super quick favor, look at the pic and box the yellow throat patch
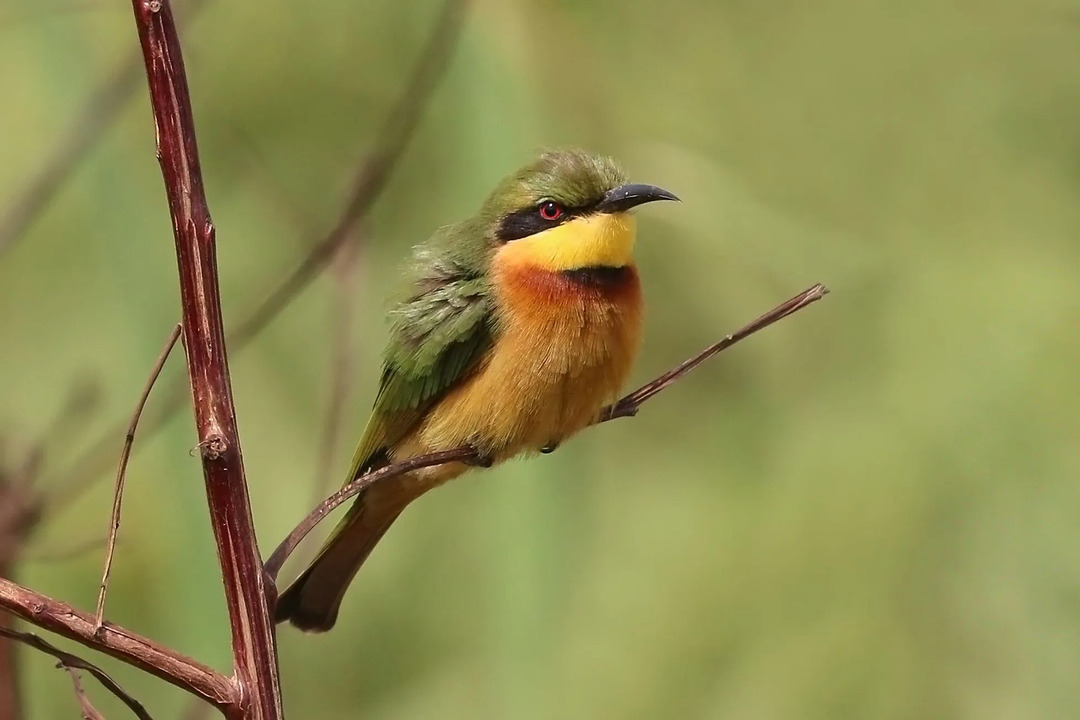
[496,212,637,271]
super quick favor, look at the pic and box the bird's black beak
[595,183,680,214]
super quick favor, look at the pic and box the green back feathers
[344,233,494,480]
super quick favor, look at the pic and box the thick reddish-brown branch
[128,1,281,718]
[0,578,234,709]
[267,283,830,584]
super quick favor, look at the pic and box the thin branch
[0,626,151,720]
[601,283,830,421]
[0,0,210,259]
[96,324,182,628]
[0,579,233,708]
[44,0,470,515]
[128,0,281,717]
[61,666,106,720]
[264,448,481,581]
[267,283,830,583]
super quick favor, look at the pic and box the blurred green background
[2,0,1080,717]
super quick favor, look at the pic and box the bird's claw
[466,448,494,468]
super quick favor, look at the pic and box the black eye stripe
[496,201,594,242]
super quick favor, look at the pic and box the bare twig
[44,0,470,516]
[0,0,210,259]
[264,448,481,581]
[267,283,830,583]
[61,666,106,720]
[0,626,151,720]
[96,324,182,628]
[601,283,830,420]
[0,579,233,708]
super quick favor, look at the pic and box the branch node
[201,435,227,461]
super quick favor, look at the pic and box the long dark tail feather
[275,487,408,632]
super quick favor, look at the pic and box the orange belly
[391,257,643,486]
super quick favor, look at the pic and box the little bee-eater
[276,149,678,631]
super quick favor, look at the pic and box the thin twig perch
[266,283,829,583]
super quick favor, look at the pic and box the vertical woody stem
[127,1,282,717]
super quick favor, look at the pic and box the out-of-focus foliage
[2,0,1079,717]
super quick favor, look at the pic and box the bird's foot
[465,446,494,468]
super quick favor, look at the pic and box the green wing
[343,267,493,482]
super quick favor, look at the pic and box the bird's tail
[275,483,413,632]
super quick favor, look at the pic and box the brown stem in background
[266,283,830,583]
[0,578,234,708]
[313,234,364,505]
[44,0,470,516]
[127,0,281,717]
[0,627,151,720]
[0,0,210,259]
[228,0,469,345]
[96,324,182,628]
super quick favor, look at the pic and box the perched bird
[276,149,677,632]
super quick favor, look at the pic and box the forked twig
[266,283,830,582]
[0,627,151,720]
[0,579,233,707]
[95,324,182,628]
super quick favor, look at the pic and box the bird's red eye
[539,201,563,221]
